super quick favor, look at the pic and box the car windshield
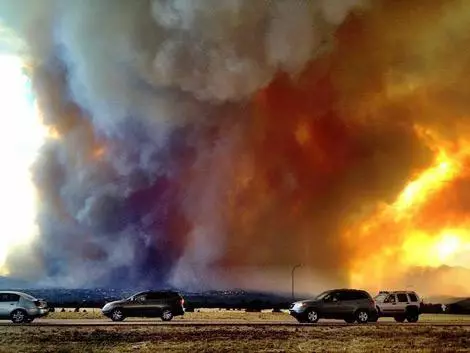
[374,293,388,302]
[315,291,332,300]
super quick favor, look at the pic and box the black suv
[101,291,185,322]
[289,289,378,324]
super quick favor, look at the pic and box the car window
[397,293,408,303]
[374,293,388,302]
[408,293,418,302]
[323,292,340,302]
[21,293,36,301]
[147,292,167,300]
[339,291,364,301]
[385,294,396,303]
[134,294,147,302]
[337,291,352,301]
[354,291,369,300]
[0,294,19,302]
[9,294,20,302]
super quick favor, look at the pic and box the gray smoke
[0,0,364,288]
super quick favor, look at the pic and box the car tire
[161,309,173,322]
[10,309,28,324]
[369,314,378,323]
[305,310,319,324]
[406,314,419,323]
[394,316,406,323]
[355,310,369,324]
[110,308,125,322]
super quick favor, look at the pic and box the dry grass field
[1,324,470,352]
[47,309,294,321]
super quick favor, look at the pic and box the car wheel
[110,308,125,322]
[394,316,406,323]
[10,309,28,324]
[305,310,319,324]
[161,309,173,322]
[406,314,419,323]
[355,310,369,324]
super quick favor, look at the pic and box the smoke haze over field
[1,0,470,296]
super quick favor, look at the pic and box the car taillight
[35,300,47,308]
[180,298,185,307]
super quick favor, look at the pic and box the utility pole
[291,264,301,301]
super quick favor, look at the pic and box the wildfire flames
[348,127,470,292]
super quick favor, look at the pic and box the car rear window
[408,293,418,302]
[21,293,37,301]
[397,293,408,302]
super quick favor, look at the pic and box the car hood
[302,299,321,305]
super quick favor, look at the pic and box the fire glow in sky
[1,0,470,296]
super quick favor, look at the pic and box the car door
[396,293,409,312]
[145,292,164,317]
[0,294,19,318]
[126,293,149,317]
[339,291,361,316]
[0,294,9,318]
[381,294,398,315]
[321,291,341,318]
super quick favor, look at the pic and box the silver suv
[0,291,49,323]
[374,291,421,322]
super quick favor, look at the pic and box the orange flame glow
[348,125,470,294]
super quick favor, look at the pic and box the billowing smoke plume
[2,0,470,295]
[0,0,367,289]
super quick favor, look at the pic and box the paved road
[1,319,470,327]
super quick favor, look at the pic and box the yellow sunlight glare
[0,55,46,275]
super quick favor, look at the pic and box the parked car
[0,291,49,323]
[289,288,378,324]
[101,290,185,322]
[374,291,421,322]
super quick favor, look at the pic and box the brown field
[46,309,470,323]
[1,324,470,352]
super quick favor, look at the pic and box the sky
[0,54,46,273]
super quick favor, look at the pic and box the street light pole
[291,264,301,301]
